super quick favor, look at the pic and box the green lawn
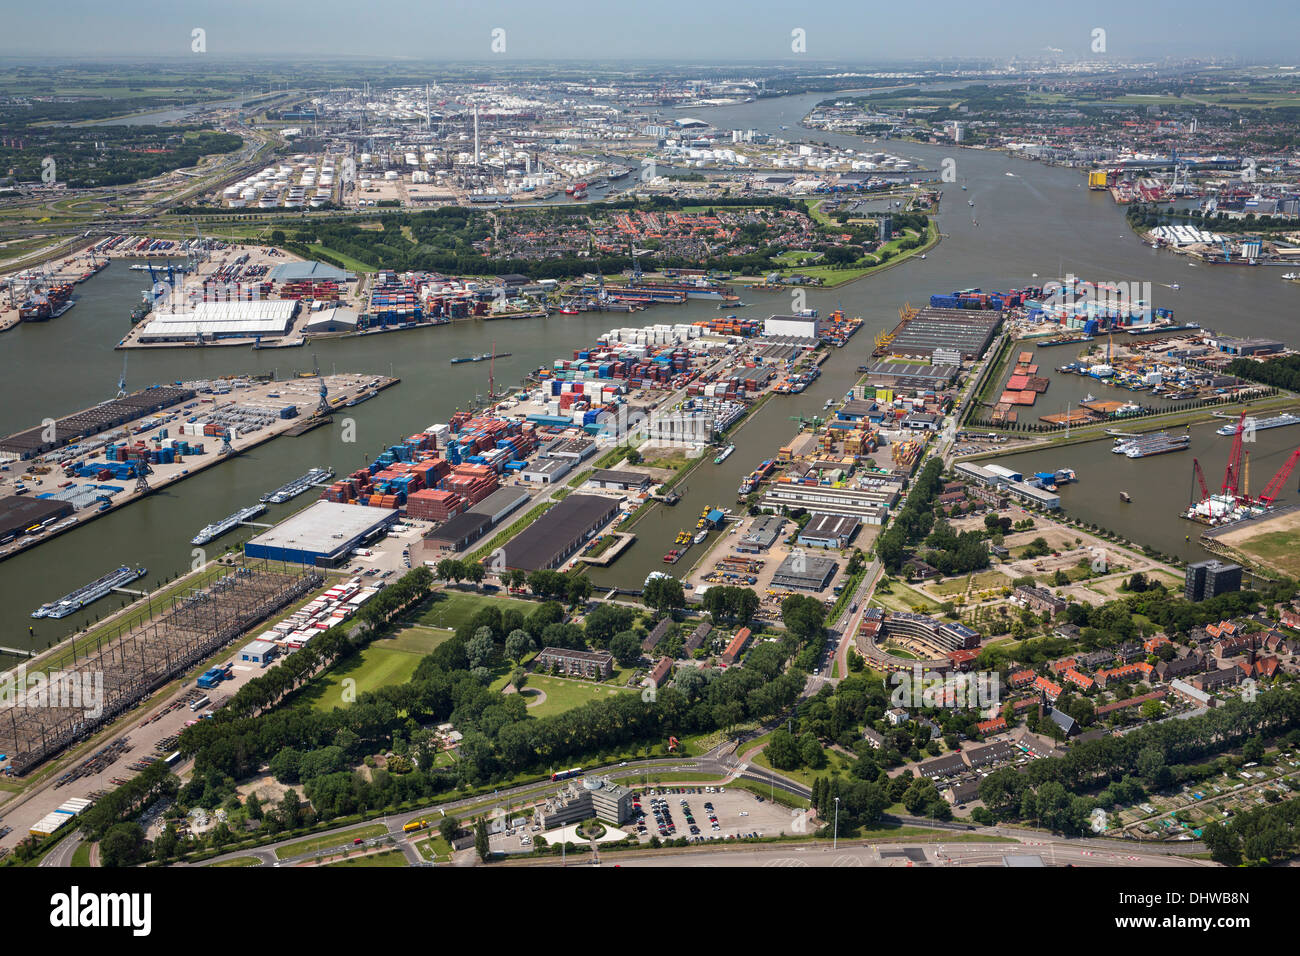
[522,674,636,717]
[301,628,448,711]
[211,856,263,867]
[323,849,407,867]
[412,590,535,632]
[871,580,941,613]
[70,842,93,868]
[275,824,389,860]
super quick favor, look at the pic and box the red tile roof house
[1094,661,1154,688]
[1144,634,1173,654]
[1009,669,1036,689]
[977,717,1007,737]
[1033,676,1063,701]
[1062,668,1095,692]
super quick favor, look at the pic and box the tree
[610,630,644,667]
[464,562,486,585]
[567,574,593,607]
[505,628,534,661]
[439,815,461,844]
[100,822,146,868]
[466,627,495,669]
[643,576,685,616]
[584,604,635,648]
[781,594,827,645]
[474,816,490,862]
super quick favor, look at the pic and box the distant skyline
[3,0,1299,62]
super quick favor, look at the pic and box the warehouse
[738,514,785,553]
[500,494,619,571]
[885,308,1001,361]
[268,260,356,283]
[763,314,822,339]
[244,501,399,567]
[422,512,493,553]
[0,496,74,541]
[303,307,360,334]
[538,437,597,463]
[467,486,531,525]
[863,360,960,389]
[137,300,299,343]
[1007,480,1060,510]
[585,468,652,492]
[770,552,838,591]
[519,457,571,484]
[797,513,861,548]
[760,483,897,523]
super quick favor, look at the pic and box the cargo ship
[737,458,776,496]
[32,565,147,620]
[1035,335,1094,347]
[260,467,335,504]
[1112,432,1190,458]
[1216,412,1300,437]
[19,283,77,321]
[191,504,267,546]
[714,444,735,464]
[450,352,512,364]
[345,389,378,407]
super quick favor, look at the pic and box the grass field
[522,674,635,717]
[275,824,389,860]
[302,626,448,710]
[211,856,263,867]
[871,580,941,613]
[412,590,535,632]
[323,849,407,867]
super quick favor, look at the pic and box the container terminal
[0,373,397,564]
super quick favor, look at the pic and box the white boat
[1283,272,1299,281]
[693,530,707,545]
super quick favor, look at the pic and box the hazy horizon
[2,0,1298,63]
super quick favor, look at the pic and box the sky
[3,0,1299,62]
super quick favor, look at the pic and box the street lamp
[833,796,840,851]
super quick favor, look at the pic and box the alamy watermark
[1041,274,1152,322]
[889,664,1000,710]
[1,665,104,719]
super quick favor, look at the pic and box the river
[4,89,1299,648]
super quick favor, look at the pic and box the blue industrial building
[244,501,399,567]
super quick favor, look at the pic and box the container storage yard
[0,373,396,563]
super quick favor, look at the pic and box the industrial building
[238,639,278,667]
[884,308,1001,362]
[863,360,960,389]
[0,386,195,460]
[738,514,785,552]
[467,486,530,525]
[244,501,399,567]
[796,513,861,548]
[519,457,571,484]
[763,314,822,339]
[501,494,619,571]
[1185,560,1243,602]
[137,300,300,343]
[770,552,838,591]
[0,496,74,541]
[585,469,652,492]
[760,483,897,524]
[421,512,493,553]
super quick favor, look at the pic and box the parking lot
[628,785,799,844]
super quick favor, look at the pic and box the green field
[522,674,635,717]
[211,856,263,867]
[275,824,389,860]
[870,580,941,613]
[323,849,407,867]
[302,626,448,710]
[413,590,535,632]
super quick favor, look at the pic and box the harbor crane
[116,353,128,399]
[1221,409,1248,499]
[1255,448,1300,506]
[313,352,330,415]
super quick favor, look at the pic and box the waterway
[5,89,1300,649]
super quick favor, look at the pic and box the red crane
[1222,409,1248,497]
[1191,457,1210,504]
[1257,448,1300,505]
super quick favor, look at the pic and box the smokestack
[473,104,480,167]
